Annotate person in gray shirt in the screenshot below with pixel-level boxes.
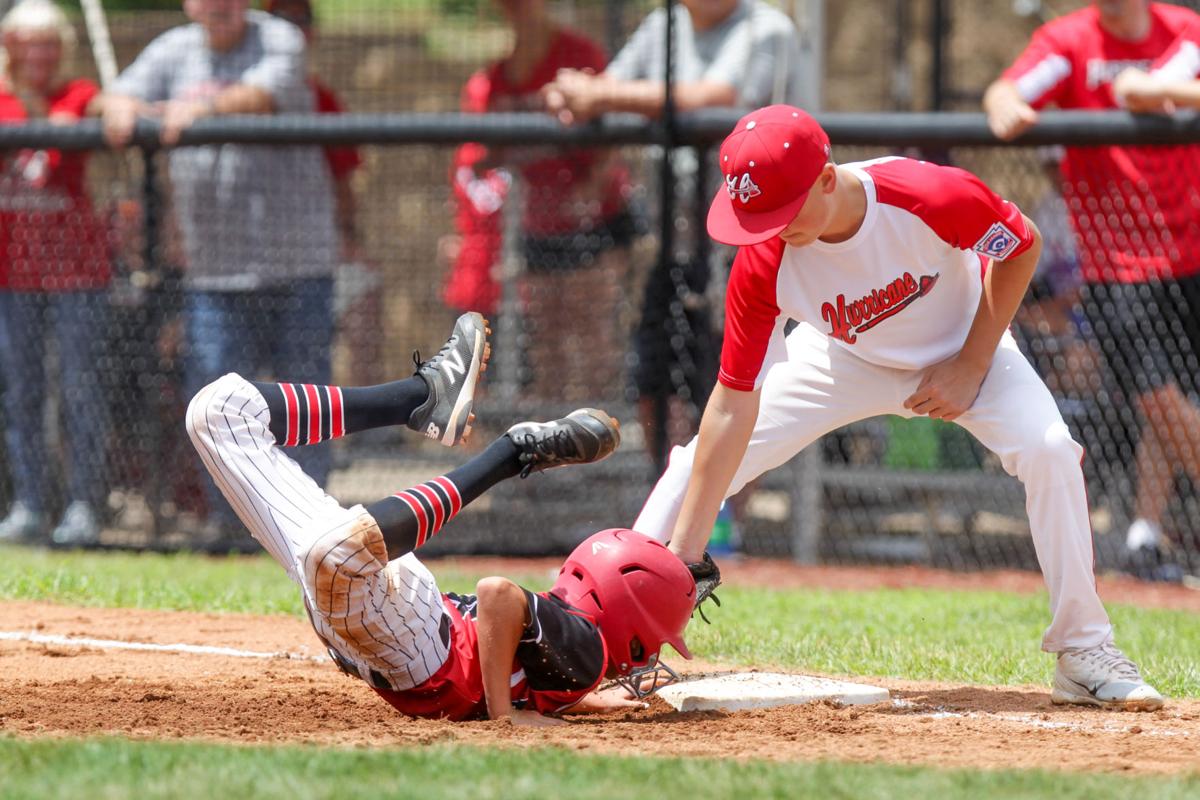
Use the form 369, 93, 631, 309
98, 0, 339, 543
542, 0, 810, 122
542, 0, 811, 477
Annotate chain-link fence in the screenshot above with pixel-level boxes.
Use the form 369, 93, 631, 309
2, 0, 1199, 585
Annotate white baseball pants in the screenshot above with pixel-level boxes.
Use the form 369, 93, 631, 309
185, 373, 450, 690
634, 323, 1114, 652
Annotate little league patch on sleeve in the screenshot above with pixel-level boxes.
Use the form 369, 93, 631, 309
973, 222, 1022, 260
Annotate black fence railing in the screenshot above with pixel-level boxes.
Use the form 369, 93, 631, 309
4, 109, 1200, 580
5, 109, 1200, 149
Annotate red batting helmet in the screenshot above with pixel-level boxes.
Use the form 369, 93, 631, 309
551, 528, 694, 676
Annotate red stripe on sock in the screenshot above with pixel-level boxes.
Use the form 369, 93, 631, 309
394, 491, 428, 547
303, 384, 321, 444
279, 383, 300, 447
432, 476, 462, 516
330, 387, 344, 439
412, 483, 446, 536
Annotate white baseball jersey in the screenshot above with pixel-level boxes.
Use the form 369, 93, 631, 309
636, 157, 1117, 653
718, 157, 1035, 391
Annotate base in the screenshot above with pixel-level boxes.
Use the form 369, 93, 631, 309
657, 672, 890, 713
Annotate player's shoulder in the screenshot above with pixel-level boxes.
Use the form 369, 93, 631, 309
859, 157, 1011, 229
249, 9, 306, 49
731, 234, 787, 283
858, 156, 989, 203
1152, 1, 1200, 30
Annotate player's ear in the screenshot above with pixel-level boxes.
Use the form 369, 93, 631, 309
819, 162, 838, 194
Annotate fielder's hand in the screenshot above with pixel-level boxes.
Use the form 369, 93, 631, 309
903, 354, 989, 421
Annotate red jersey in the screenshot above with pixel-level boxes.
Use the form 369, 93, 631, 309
719, 158, 1033, 391
444, 27, 630, 313
309, 77, 362, 181
372, 590, 607, 721
0, 79, 111, 291
1002, 3, 1200, 283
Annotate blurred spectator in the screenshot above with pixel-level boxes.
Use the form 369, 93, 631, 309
1011, 147, 1100, 406
985, 0, 1200, 581
97, 0, 339, 544
543, 0, 810, 475
264, 0, 382, 386
0, 0, 112, 546
444, 0, 635, 404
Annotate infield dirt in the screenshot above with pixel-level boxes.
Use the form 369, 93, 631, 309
2, 560, 1198, 775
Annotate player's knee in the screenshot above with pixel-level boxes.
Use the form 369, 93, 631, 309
184, 373, 245, 442
1018, 423, 1083, 479
300, 515, 388, 616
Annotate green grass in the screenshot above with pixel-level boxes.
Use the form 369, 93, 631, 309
1, 545, 1198, 696
1, 737, 1198, 800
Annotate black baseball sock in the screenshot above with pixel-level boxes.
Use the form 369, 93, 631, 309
252, 379, 428, 446
366, 435, 522, 559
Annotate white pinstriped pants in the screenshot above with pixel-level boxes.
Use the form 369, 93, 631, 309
185, 373, 450, 690
635, 323, 1114, 653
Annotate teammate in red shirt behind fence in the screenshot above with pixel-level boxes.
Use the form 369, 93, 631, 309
985, 0, 1200, 583
633, 105, 1164, 712
185, 314, 694, 726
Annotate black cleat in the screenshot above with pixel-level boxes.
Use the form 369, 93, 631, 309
687, 552, 722, 623
408, 312, 491, 446
506, 409, 621, 477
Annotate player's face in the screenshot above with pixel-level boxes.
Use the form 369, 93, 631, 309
2, 30, 62, 92
777, 166, 837, 247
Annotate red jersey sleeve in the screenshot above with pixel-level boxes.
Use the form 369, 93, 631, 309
1002, 22, 1073, 108
719, 236, 785, 392
1152, 18, 1200, 79
870, 159, 1034, 263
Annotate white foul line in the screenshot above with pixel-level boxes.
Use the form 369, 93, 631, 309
0, 630, 327, 663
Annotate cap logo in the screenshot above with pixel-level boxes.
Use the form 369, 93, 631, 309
591, 540, 612, 554
725, 172, 762, 204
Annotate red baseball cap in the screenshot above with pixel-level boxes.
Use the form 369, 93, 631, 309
707, 105, 832, 246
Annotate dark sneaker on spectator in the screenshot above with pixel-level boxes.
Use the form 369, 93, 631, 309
408, 312, 491, 447
506, 409, 621, 477
50, 501, 100, 547
1124, 543, 1187, 584
0, 502, 47, 543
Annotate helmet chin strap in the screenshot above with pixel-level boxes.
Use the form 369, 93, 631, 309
610, 654, 681, 700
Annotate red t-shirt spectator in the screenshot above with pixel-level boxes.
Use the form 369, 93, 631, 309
444, 28, 630, 314
0, 78, 111, 291
1002, 2, 1200, 284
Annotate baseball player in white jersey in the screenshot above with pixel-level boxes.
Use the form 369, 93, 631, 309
186, 313, 702, 724
635, 105, 1164, 710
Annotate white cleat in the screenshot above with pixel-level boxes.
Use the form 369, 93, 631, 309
1051, 642, 1164, 712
